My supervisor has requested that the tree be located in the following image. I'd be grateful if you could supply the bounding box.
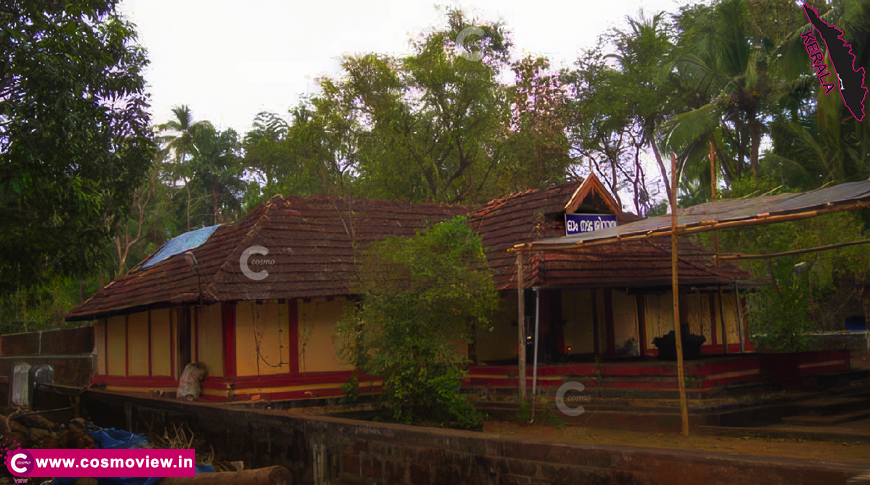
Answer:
[563,12,677,215]
[110,151,180,277]
[318,8,513,204]
[0,0,154,294]
[504,55,573,191]
[241,103,350,211]
[158,105,212,231]
[764,0,870,189]
[336,216,498,429]
[665,0,809,186]
[189,124,247,225]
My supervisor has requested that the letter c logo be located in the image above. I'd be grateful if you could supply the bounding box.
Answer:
[8,451,34,476]
[240,245,269,281]
[455,26,485,61]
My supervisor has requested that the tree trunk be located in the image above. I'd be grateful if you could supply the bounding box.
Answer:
[213,178,220,225]
[650,140,671,205]
[749,118,760,180]
[185,181,192,232]
[735,118,744,181]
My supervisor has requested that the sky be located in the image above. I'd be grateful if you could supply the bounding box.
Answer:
[118,0,683,136]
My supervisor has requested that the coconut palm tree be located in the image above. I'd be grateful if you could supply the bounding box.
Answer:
[157,105,213,231]
[664,0,811,187]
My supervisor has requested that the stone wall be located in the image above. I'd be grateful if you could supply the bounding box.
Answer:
[81,391,866,485]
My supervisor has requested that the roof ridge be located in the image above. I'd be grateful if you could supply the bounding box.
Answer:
[477,181,583,209]
[201,197,280,299]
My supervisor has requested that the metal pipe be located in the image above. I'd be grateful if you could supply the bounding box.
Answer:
[530,288,541,424]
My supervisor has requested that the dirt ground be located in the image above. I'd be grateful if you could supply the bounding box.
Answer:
[483,420,870,463]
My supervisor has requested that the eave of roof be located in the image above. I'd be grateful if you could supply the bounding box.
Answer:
[520,180,870,251]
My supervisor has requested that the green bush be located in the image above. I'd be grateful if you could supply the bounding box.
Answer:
[336,216,498,430]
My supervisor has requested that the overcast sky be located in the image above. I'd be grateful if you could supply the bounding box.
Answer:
[119,0,683,136]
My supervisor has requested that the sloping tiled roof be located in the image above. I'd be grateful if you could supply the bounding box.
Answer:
[469,181,585,290]
[67,177,754,321]
[538,237,751,289]
[66,195,468,321]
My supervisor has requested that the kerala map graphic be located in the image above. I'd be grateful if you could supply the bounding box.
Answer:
[802,3,867,121]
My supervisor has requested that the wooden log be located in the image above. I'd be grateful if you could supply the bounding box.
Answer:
[157,466,292,485]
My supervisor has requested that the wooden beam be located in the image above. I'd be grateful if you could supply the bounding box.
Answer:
[671,152,690,437]
[517,252,527,403]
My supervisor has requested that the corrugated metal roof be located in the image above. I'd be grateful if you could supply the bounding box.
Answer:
[523,180,870,250]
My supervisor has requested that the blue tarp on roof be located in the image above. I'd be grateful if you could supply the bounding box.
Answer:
[140,225,221,270]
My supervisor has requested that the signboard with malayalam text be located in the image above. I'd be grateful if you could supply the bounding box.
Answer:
[565,213,617,236]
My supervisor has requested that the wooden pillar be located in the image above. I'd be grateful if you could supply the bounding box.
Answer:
[517,252,527,404]
[288,299,300,376]
[671,152,690,437]
[592,293,600,355]
[718,286,729,354]
[734,283,745,353]
[605,290,615,356]
[637,295,647,356]
[223,302,236,379]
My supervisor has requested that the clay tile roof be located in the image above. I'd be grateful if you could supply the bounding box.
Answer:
[469,181,586,290]
[65,195,469,321]
[469,176,751,290]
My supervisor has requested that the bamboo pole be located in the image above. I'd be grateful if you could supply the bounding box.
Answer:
[517,252,526,404]
[671,152,690,437]
[719,239,870,260]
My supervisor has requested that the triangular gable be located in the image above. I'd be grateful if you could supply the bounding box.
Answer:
[563,173,622,215]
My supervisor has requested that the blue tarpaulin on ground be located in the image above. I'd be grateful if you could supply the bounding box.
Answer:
[89,428,149,450]
[46,428,214,485]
